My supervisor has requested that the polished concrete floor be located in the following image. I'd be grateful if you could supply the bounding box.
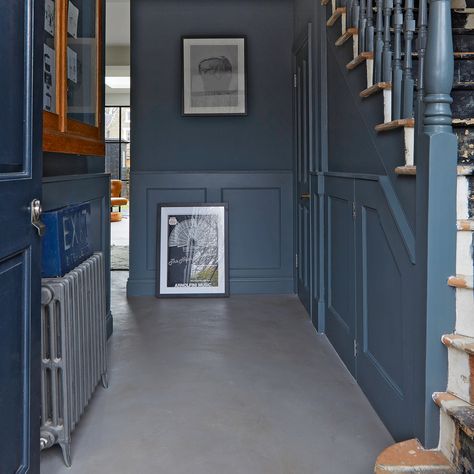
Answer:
[41,272,393,474]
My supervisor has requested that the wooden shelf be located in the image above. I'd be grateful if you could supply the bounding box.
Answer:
[335,28,357,46]
[327,7,346,26]
[360,81,391,98]
[375,118,415,132]
[346,52,373,70]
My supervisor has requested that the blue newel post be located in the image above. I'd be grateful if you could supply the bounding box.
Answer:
[414,0,458,447]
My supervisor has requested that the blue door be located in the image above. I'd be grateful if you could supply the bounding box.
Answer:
[0,1,43,472]
[325,177,356,374]
[294,30,312,313]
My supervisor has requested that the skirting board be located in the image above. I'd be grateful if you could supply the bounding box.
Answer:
[127,277,295,296]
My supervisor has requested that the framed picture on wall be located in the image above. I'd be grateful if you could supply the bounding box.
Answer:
[156,203,229,297]
[182,36,247,116]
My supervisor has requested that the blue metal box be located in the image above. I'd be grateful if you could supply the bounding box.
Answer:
[41,202,93,277]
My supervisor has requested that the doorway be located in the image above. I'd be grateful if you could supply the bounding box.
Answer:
[105,106,131,271]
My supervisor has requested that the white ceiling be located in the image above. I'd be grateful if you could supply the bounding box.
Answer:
[106,0,130,47]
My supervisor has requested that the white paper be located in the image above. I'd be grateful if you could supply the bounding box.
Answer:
[44,0,55,36]
[67,47,78,83]
[43,44,56,112]
[68,2,79,38]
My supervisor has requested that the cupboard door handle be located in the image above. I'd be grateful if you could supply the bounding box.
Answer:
[300,193,311,200]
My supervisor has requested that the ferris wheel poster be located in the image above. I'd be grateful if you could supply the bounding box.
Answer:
[156,203,229,297]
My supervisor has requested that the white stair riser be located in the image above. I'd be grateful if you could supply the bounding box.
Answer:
[366,59,374,89]
[383,90,392,123]
[332,0,337,15]
[438,408,457,464]
[404,127,415,167]
[455,287,474,337]
[341,12,346,35]
[457,231,474,276]
[352,34,358,59]
[447,346,473,404]
[457,175,471,221]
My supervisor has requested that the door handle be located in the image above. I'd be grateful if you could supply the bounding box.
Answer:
[300,193,311,200]
[31,199,46,237]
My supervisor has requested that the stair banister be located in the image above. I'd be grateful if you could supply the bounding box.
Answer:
[392,0,404,120]
[374,0,384,83]
[423,0,453,131]
[352,0,360,30]
[366,0,375,52]
[359,0,368,54]
[402,0,415,118]
[382,0,393,83]
[415,0,428,104]
[416,0,457,448]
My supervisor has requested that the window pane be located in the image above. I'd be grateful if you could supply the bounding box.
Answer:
[121,142,131,182]
[121,107,130,142]
[105,107,120,140]
[105,142,120,180]
[67,0,97,126]
[43,0,56,113]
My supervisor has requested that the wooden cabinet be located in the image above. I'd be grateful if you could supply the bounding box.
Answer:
[43,0,104,156]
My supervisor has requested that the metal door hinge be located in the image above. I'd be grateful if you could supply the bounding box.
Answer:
[354,340,358,358]
[352,201,356,220]
[293,73,297,88]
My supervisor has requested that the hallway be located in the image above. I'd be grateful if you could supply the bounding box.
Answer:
[40,272,393,474]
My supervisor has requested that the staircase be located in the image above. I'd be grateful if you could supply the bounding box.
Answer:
[322,0,474,471]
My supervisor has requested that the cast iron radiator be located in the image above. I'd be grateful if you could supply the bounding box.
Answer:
[40,252,108,466]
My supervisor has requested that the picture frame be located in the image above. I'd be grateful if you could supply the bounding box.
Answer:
[156,203,229,297]
[182,36,247,116]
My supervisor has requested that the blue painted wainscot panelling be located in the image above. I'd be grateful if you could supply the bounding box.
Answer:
[127,171,294,296]
[42,173,112,336]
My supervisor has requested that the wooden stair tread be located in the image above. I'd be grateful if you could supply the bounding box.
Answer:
[454,51,474,59]
[360,81,392,98]
[453,118,474,126]
[395,165,417,175]
[321,0,330,5]
[448,274,474,289]
[396,164,474,176]
[326,7,346,26]
[346,52,374,70]
[458,219,474,231]
[433,392,474,439]
[374,439,454,473]
[335,28,357,46]
[442,334,474,355]
[375,118,415,132]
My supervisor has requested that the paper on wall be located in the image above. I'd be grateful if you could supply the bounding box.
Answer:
[43,44,56,112]
[44,0,55,36]
[67,47,78,83]
[68,2,79,38]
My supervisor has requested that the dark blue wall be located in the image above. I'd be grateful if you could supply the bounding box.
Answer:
[129,0,295,295]
[132,0,294,172]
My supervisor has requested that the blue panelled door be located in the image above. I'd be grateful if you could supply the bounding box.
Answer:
[0,1,43,472]
[294,30,312,313]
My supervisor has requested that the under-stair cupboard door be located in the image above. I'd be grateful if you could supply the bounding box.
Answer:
[294,27,312,313]
[0,0,43,472]
[354,180,415,440]
[325,177,356,375]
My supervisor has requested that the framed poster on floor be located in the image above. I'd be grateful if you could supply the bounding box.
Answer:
[156,203,229,297]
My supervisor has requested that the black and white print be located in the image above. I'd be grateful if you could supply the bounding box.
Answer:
[157,204,229,297]
[183,37,246,115]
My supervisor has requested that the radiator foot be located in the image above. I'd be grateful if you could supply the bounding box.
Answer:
[40,430,56,450]
[60,441,72,467]
[101,372,109,389]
